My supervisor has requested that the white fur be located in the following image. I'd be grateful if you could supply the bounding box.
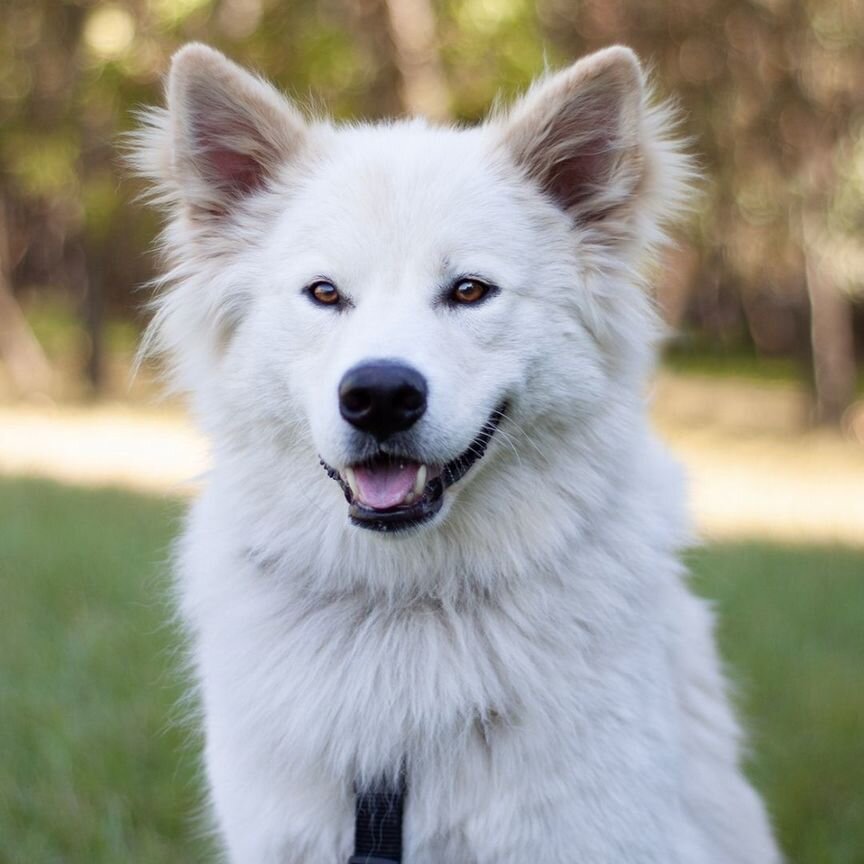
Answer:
[133,44,781,863]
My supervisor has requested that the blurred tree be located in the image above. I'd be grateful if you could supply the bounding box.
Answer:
[532,0,864,421]
[0,0,860,417]
[0,196,53,393]
[384,0,450,119]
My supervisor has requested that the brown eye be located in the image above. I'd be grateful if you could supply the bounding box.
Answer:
[450,278,494,306]
[307,280,341,307]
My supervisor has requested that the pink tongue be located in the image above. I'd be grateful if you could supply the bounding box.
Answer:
[354,461,419,510]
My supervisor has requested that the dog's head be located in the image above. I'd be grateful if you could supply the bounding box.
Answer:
[133,44,692,535]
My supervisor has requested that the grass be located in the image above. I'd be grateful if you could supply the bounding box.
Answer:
[1,477,862,863]
[688,543,864,863]
[663,340,805,385]
[0,478,211,864]
[662,338,864,395]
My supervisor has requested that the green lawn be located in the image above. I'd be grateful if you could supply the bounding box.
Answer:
[0,478,210,864]
[1,477,862,863]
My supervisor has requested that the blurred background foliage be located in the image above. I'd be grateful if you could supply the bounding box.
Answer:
[2,7,864,862]
[0,0,863,422]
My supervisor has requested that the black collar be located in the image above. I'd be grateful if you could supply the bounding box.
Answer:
[348,772,406,864]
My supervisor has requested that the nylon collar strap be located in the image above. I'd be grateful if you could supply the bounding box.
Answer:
[348,772,406,864]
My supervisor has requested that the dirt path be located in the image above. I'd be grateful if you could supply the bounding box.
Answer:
[2,375,863,546]
[651,374,864,545]
[0,403,208,496]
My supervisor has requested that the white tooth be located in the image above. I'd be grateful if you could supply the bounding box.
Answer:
[413,464,427,496]
[344,467,359,498]
[403,491,416,505]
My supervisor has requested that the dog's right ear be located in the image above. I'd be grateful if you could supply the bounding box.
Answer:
[498,47,645,230]
[135,44,307,217]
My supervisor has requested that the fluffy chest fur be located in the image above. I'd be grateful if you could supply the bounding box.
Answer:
[182,469,687,863]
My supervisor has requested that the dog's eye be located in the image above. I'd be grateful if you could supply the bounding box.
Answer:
[449,278,496,306]
[306,280,341,307]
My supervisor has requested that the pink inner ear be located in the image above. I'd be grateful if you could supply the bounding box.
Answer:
[190,106,268,198]
[207,148,264,195]
[547,132,617,212]
[536,92,627,217]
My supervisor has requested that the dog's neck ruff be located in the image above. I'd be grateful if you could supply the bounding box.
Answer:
[348,774,406,864]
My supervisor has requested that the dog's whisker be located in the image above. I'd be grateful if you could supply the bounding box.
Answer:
[491,417,549,468]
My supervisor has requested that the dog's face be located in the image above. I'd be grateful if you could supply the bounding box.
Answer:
[244,126,580,532]
[135,44,690,533]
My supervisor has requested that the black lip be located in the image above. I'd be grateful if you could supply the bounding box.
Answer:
[320,401,507,533]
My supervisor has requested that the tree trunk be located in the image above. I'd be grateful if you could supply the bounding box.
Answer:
[382,0,450,120]
[803,214,856,425]
[0,197,53,395]
[83,244,104,393]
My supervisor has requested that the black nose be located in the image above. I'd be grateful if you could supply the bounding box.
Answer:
[339,361,428,440]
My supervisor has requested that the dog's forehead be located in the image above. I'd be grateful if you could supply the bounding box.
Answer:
[321,120,498,207]
[279,121,536,271]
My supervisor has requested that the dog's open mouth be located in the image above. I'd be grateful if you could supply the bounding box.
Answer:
[320,403,506,532]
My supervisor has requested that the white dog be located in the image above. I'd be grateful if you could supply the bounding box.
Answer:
[133,43,781,863]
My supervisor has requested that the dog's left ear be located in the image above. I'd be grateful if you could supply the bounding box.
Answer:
[500,47,669,235]
[168,44,308,216]
[130,43,308,219]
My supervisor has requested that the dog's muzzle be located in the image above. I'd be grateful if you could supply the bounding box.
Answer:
[320,402,507,532]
